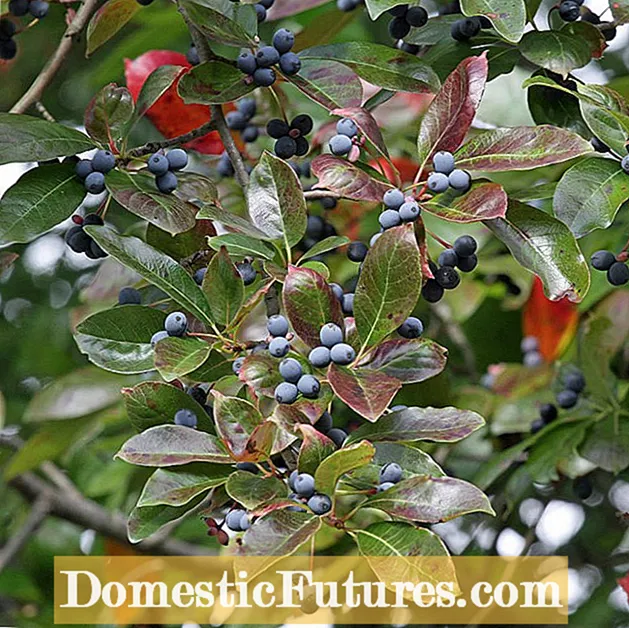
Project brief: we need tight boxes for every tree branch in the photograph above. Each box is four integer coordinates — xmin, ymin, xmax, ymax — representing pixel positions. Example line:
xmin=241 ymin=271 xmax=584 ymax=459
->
xmin=10 ymin=0 xmax=101 ymax=114
xmin=126 ymin=119 xmax=218 ymax=158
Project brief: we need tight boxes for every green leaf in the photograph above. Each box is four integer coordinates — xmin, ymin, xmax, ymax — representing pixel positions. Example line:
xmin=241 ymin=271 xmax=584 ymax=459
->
xmin=84 ymin=84 xmax=134 ymax=144
xmin=196 ymin=203 xmax=271 ymax=240
xmin=105 ymin=170 xmax=198 ymax=235
xmin=116 ymin=425 xmax=231 ymax=466
xmin=284 ymin=60 xmax=363 ymax=111
xmin=282 ymin=265 xmax=345 ymax=348
xmin=421 ymin=182 xmax=507 ymax=222
xmin=226 ymin=472 xmax=288 ymax=509
xmin=134 ymin=65 xmax=184 ymax=122
xmin=365 ymin=475 xmax=494 ymax=523
xmin=355 ymin=224 xmax=421 ymax=349
xmin=86 ymin=0 xmax=141 ymax=56
xmin=209 ymin=234 xmax=277 ymax=261
xmin=0 ymin=163 xmax=85 ymax=246
xmin=455 ymin=125 xmax=593 ymax=172
xmin=299 ymin=42 xmax=439 ymax=94
xmin=314 ymin=440 xmax=375 ymax=497
xmin=179 ymin=0 xmax=257 ymax=46
xmin=0 ymin=114 xmax=94 ymax=166
xmin=346 ymin=406 xmax=485 ymax=445
xmin=247 ymin=151 xmax=307 ymax=250
xmin=310 ymin=155 xmax=391 ymax=202
xmin=364 ymin=0 xmax=413 ymax=19
xmin=201 ymin=247 xmax=244 ymax=326
xmin=147 ymin=219 xmax=216 ymax=261
xmin=580 ymin=417 xmax=629 ymax=474
xmin=212 ymin=391 xmax=263 ymax=459
xmin=178 ymin=60 xmax=256 ymax=105
xmin=84 ymin=226 xmax=215 ymax=327
xmin=154 ymin=337 xmax=212 ymax=381
xmin=122 ymin=381 xmax=214 ymax=432
xmin=519 ymin=22 xmax=604 ymax=77
xmin=75 ymin=305 xmax=165 ymax=374
xmin=297 ymin=425 xmax=337 ymax=476
xmin=416 ymin=54 xmax=488 ymax=173
xmin=461 ymin=0 xmax=526 ymax=43
xmin=327 ymin=364 xmax=402 ymax=422
xmin=300 ymin=235 xmax=350 ymax=262
xmin=484 ymin=200 xmax=591 ymax=302
xmin=611 ymin=0 xmax=629 ymax=24
xmin=356 ymin=337 xmax=448 ymax=384
xmin=553 ymin=157 xmax=629 ymax=239
xmin=239 ymin=353 xmax=283 ymax=398
xmin=138 ymin=463 xmax=232 ymax=506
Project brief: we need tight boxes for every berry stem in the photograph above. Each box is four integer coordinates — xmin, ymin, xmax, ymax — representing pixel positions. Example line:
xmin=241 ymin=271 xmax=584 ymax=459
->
xmin=268 ymin=83 xmax=289 ymax=124
xmin=425 ymin=227 xmax=451 ymax=249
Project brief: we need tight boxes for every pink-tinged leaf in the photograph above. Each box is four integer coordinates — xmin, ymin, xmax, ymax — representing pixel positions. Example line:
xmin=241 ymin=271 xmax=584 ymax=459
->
xmin=242 ymin=421 xmax=278 ymax=462
xmin=346 ymin=406 xmax=485 ymax=445
xmin=365 ymin=475 xmax=494 ymax=523
xmin=84 ymin=83 xmax=134 ymax=144
xmin=252 ymin=498 xmax=303 ymax=517
xmin=328 ymin=364 xmax=402 ymax=422
xmin=297 ymin=424 xmax=337 ymax=475
xmin=357 ymin=337 xmax=448 ymax=384
xmin=282 ymin=265 xmax=344 ymax=348
xmin=239 ymin=353 xmax=283 ymax=398
xmin=267 ymin=0 xmax=329 ymax=19
xmin=211 ymin=391 xmax=263 ymax=460
xmin=0 ymin=252 xmax=18 ymax=274
xmin=284 ymin=60 xmax=363 ymax=111
xmin=332 ymin=106 xmax=389 ymax=158
xmin=314 ymin=440 xmax=376 ymax=497
xmin=115 ymin=425 xmax=231 ymax=466
xmin=311 ymin=155 xmax=391 ymax=201
xmin=455 ymin=125 xmax=593 ymax=172
xmin=421 ymin=182 xmax=508 ymax=222
xmin=416 ymin=54 xmax=488 ymax=172
xmin=86 ymin=0 xmax=140 ymax=56
xmin=273 ymin=385 xmax=334 ymax=428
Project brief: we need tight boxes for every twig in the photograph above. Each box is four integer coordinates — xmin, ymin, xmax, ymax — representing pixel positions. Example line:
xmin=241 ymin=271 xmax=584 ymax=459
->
xmin=10 ymin=0 xmax=101 ymax=114
xmin=35 ymin=101 xmax=56 ymax=122
xmin=0 ymin=494 xmax=52 ymax=574
xmin=126 ymin=119 xmax=218 ymax=158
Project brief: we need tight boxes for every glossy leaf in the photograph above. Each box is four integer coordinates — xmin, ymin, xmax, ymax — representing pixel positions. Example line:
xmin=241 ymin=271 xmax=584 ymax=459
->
xmin=146 ymin=219 xmax=216 ymax=261
xmin=580 ymin=417 xmax=629 ymax=474
xmin=328 ymin=364 xmax=401 ymax=422
xmin=239 ymin=353 xmax=283 ymax=398
xmin=84 ymin=227 xmax=214 ymax=327
xmin=105 ymin=170 xmax=199 ymax=235
xmin=247 ymin=151 xmax=307 ymax=250
xmin=196 ymin=203 xmax=271 ymax=240
xmin=416 ymin=54 xmax=488 ymax=172
xmin=134 ymin=65 xmax=185 ymax=121
xmin=267 ymin=0 xmax=328 ymax=19
xmin=178 ymin=61 xmax=255 ymax=105
xmin=300 ymin=43 xmax=439 ymax=94
xmin=355 ymin=224 xmax=421 ymax=349
xmin=116 ymin=425 xmax=230 ymax=466
xmin=226 ymin=472 xmax=288 ymax=509
xmin=314 ymin=440 xmax=375 ymax=497
xmin=310 ymin=155 xmax=391 ymax=202
xmin=75 ymin=305 xmax=165 ymax=374
xmin=346 ymin=406 xmax=485 ymax=445
xmin=455 ymin=125 xmax=593 ymax=172
xmin=212 ymin=391 xmax=263 ymax=459
xmin=201 ymin=247 xmax=244 ymax=326
xmin=461 ymin=0 xmax=526 ymax=43
xmin=154 ymin=337 xmax=212 ymax=381
xmin=365 ymin=475 xmax=494 ymax=523
xmin=283 ymin=265 xmax=344 ymax=348
xmin=421 ymin=182 xmax=507 ymax=222
xmin=84 ymin=84 xmax=134 ymax=144
xmin=484 ymin=200 xmax=590 ymax=302
xmin=297 ymin=424 xmax=337 ymax=475
xmin=365 ymin=0 xmax=415 ymax=19
xmin=208 ymin=234 xmax=277 ymax=261
xmin=357 ymin=337 xmax=448 ymax=384
xmin=553 ymin=157 xmax=629 ymax=238
xmin=86 ymin=0 xmax=141 ymax=56
xmin=0 ymin=163 xmax=85 ymax=246
xmin=300 ymin=235 xmax=350 ymax=261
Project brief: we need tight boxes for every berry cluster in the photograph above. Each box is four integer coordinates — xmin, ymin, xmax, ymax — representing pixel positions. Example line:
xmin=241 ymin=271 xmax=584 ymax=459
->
xmin=226 ymin=98 xmax=259 ymax=144
xmin=308 ymin=323 xmax=356 ymax=368
xmin=591 ymin=250 xmax=629 ymax=286
xmin=288 ymin=471 xmax=332 ymax=515
xmin=521 ymin=335 xmax=544 ymax=368
xmin=313 ymin=410 xmax=347 ymax=448
xmin=299 ymin=214 xmax=337 ymax=253
xmin=0 ymin=19 xmax=17 ymax=61
xmin=422 ymin=235 xmax=478 ymax=303
xmin=267 ymin=114 xmax=313 ymax=159
xmin=427 ymin=151 xmax=471 ymax=194
xmin=276 ymin=357 xmax=322 ymax=404
xmin=151 ymin=311 xmax=188 ymax=346
xmin=65 ymin=214 xmax=108 ymax=259
xmin=387 ymin=4 xmax=428 ymax=40
xmin=337 ymin=0 xmax=363 ymax=10
xmin=451 ymin=15 xmax=491 ymax=41
xmin=253 ymin=0 xmax=274 ymax=22
xmin=118 ymin=286 xmax=141 ymax=305
xmin=377 ymin=462 xmax=403 ymax=492
xmin=147 ymin=148 xmax=188 ymax=194
xmin=75 ymin=150 xmax=116 ymax=195
xmin=559 ymin=0 xmax=583 ymax=22
xmin=237 ymin=28 xmax=300 ymax=88
xmin=328 ymin=117 xmax=359 ymax=157
xmin=9 ymin=0 xmax=48 ymax=19
xmin=174 ymin=408 xmax=197 ymax=429
xmin=330 ymin=281 xmax=355 ymax=316
xmin=378 ymin=188 xmax=421 ymax=230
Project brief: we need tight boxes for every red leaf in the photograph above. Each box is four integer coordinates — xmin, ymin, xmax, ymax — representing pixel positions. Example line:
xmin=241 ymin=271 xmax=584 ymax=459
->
xmin=369 ymin=156 xmax=419 ymax=185
xmin=618 ymin=573 xmax=629 ymax=603
xmin=124 ymin=50 xmax=223 ymax=155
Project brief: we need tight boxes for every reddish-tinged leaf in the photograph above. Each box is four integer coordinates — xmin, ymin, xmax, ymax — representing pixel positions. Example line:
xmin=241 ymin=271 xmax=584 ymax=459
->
xmin=268 ymin=0 xmax=338 ymax=19
xmin=328 ymin=364 xmax=401 ymax=422
xmin=332 ymin=106 xmax=389 ymax=158
xmin=297 ymin=424 xmax=337 ymax=475
xmin=273 ymin=385 xmax=334 ymax=428
xmin=239 ymin=353 xmax=283 ymax=398
xmin=370 ymin=156 xmax=419 ymax=184
xmin=252 ymin=498 xmax=303 ymax=517
xmin=86 ymin=0 xmax=140 ymax=56
xmin=365 ymin=475 xmax=494 ymax=523
xmin=84 ymin=83 xmax=134 ymax=144
xmin=124 ymin=50 xmax=223 ymax=155
xmin=282 ymin=265 xmax=344 ymax=348
xmin=417 ymin=54 xmax=488 ymax=172
xmin=455 ymin=125 xmax=593 ymax=172
xmin=225 ymin=472 xmax=287 ymax=510
xmin=211 ymin=391 xmax=263 ymax=460
xmin=311 ymin=155 xmax=392 ymax=201
xmin=115 ymin=425 xmax=231 ymax=466
xmin=240 ymin=421 xmax=279 ymax=462
xmin=421 ymin=182 xmax=507 ymax=222
xmin=357 ymin=337 xmax=448 ymax=384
